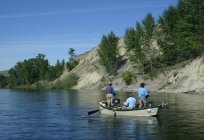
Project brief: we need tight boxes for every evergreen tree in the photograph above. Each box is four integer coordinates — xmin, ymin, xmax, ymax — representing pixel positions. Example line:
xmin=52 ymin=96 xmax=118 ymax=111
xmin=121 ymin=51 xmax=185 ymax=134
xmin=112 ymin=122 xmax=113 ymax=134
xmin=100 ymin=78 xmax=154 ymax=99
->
xmin=157 ymin=5 xmax=178 ymax=65
xmin=142 ymin=13 xmax=155 ymax=70
xmin=66 ymin=48 xmax=79 ymax=71
xmin=125 ymin=22 xmax=146 ymax=73
xmin=98 ymin=31 xmax=119 ymax=73
xmin=158 ymin=0 xmax=204 ymax=66
xmin=125 ymin=14 xmax=156 ymax=74
xmin=0 ymin=74 xmax=8 ymax=88
xmin=36 ymin=54 xmax=49 ymax=80
xmin=68 ymin=48 xmax=76 ymax=60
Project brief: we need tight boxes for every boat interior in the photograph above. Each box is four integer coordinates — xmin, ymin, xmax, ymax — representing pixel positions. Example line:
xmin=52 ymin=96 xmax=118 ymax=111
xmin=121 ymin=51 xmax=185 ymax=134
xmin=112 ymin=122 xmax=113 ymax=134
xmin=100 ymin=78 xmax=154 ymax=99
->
xmin=99 ymin=99 xmax=156 ymax=111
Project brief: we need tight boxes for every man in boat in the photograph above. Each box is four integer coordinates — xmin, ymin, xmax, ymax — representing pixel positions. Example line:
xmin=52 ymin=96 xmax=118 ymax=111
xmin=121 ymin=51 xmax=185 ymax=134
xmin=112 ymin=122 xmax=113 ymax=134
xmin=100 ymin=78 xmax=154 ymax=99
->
xmin=105 ymin=81 xmax=116 ymax=108
xmin=122 ymin=93 xmax=136 ymax=109
xmin=137 ymin=83 xmax=149 ymax=108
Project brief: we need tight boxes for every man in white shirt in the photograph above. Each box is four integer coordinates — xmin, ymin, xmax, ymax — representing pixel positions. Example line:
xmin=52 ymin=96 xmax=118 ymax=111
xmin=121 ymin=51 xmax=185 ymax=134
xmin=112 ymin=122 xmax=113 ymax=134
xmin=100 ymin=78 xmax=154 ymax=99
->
xmin=122 ymin=93 xmax=136 ymax=109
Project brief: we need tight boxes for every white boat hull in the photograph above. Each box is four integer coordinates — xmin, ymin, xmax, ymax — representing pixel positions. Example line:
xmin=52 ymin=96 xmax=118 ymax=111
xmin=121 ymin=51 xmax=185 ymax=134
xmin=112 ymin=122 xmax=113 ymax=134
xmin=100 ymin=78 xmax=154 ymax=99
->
xmin=99 ymin=102 xmax=159 ymax=117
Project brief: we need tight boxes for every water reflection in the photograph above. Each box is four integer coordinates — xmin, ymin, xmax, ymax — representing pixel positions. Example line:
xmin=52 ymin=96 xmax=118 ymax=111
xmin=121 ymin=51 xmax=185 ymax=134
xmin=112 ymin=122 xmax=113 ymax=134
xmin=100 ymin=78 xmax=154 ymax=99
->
xmin=87 ymin=115 xmax=160 ymax=140
xmin=0 ymin=89 xmax=204 ymax=140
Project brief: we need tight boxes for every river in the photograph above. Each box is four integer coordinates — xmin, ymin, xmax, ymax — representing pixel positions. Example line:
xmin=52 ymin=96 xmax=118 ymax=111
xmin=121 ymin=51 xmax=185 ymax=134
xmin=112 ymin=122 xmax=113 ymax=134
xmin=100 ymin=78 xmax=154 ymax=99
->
xmin=0 ymin=89 xmax=203 ymax=140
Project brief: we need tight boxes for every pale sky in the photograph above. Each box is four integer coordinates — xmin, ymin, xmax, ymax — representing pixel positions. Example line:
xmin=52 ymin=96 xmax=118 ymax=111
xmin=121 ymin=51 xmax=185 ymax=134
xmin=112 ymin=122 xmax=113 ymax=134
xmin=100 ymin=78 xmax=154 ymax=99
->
xmin=0 ymin=0 xmax=178 ymax=71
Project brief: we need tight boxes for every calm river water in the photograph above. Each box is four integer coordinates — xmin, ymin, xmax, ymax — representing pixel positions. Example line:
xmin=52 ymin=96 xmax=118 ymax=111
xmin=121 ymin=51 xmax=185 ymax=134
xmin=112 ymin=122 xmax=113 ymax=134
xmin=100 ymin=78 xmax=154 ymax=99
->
xmin=0 ymin=89 xmax=203 ymax=140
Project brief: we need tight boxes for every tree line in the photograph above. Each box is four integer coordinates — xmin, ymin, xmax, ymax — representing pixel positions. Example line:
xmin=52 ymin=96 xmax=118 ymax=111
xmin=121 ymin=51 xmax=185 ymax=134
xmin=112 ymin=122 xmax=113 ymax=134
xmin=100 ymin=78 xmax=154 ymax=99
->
xmin=0 ymin=48 xmax=79 ymax=88
xmin=98 ymin=0 xmax=204 ymax=83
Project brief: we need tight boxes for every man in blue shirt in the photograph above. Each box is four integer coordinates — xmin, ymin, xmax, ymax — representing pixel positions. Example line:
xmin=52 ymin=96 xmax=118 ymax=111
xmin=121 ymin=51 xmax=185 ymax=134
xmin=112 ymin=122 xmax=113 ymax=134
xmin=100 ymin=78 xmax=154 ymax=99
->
xmin=137 ymin=83 xmax=149 ymax=108
xmin=122 ymin=93 xmax=136 ymax=109
xmin=105 ymin=82 xmax=116 ymax=107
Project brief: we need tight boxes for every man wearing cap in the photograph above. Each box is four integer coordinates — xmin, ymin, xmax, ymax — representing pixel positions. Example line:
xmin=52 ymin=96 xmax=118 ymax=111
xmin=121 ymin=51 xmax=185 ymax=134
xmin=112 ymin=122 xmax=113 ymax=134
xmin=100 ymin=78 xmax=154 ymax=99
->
xmin=105 ymin=82 xmax=116 ymax=108
xmin=122 ymin=93 xmax=136 ymax=109
xmin=137 ymin=83 xmax=149 ymax=108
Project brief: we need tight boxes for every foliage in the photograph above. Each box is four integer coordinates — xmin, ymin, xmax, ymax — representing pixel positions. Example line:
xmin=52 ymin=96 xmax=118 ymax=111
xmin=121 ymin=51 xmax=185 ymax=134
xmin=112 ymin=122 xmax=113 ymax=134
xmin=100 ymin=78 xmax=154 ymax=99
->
xmin=55 ymin=59 xmax=65 ymax=78
xmin=66 ymin=59 xmax=79 ymax=71
xmin=122 ymin=71 xmax=133 ymax=85
xmin=62 ymin=73 xmax=79 ymax=89
xmin=51 ymin=73 xmax=79 ymax=89
xmin=142 ymin=13 xmax=155 ymax=70
xmin=8 ymin=54 xmax=49 ymax=87
xmin=7 ymin=54 xmax=65 ymax=88
xmin=30 ymin=81 xmax=51 ymax=89
xmin=0 ymin=74 xmax=8 ymax=88
xmin=158 ymin=0 xmax=204 ymax=65
xmin=147 ymin=69 xmax=157 ymax=81
xmin=125 ymin=0 xmax=204 ymax=77
xmin=125 ymin=22 xmax=145 ymax=67
xmin=124 ymin=13 xmax=155 ymax=74
xmin=68 ymin=48 xmax=76 ymax=58
xmin=45 ymin=59 xmax=65 ymax=81
xmin=97 ymin=31 xmax=119 ymax=74
xmin=52 ymin=80 xmax=63 ymax=89
xmin=66 ymin=48 xmax=79 ymax=71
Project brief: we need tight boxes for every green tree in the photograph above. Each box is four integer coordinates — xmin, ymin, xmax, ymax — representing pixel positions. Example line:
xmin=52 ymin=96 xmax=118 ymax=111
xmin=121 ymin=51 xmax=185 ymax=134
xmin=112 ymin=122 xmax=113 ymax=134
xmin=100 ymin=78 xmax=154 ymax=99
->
xmin=157 ymin=5 xmax=178 ymax=65
xmin=68 ymin=48 xmax=76 ymax=59
xmin=97 ymin=31 xmax=119 ymax=73
xmin=142 ymin=13 xmax=155 ymax=70
xmin=124 ymin=27 xmax=136 ymax=51
xmin=125 ymin=17 xmax=156 ymax=74
xmin=36 ymin=54 xmax=49 ymax=80
xmin=8 ymin=54 xmax=50 ymax=87
xmin=175 ymin=0 xmax=203 ymax=59
xmin=46 ymin=66 xmax=58 ymax=81
xmin=55 ymin=59 xmax=65 ymax=78
xmin=158 ymin=0 xmax=204 ymax=65
xmin=8 ymin=68 xmax=18 ymax=87
xmin=66 ymin=48 xmax=79 ymax=71
xmin=0 ymin=74 xmax=8 ymax=88
xmin=125 ymin=22 xmax=147 ymax=72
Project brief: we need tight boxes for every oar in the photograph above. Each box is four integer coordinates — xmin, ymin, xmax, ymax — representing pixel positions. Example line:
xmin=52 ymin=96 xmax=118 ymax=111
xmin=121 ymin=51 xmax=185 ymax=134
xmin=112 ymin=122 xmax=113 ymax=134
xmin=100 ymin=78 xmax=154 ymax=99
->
xmin=88 ymin=109 xmax=100 ymax=115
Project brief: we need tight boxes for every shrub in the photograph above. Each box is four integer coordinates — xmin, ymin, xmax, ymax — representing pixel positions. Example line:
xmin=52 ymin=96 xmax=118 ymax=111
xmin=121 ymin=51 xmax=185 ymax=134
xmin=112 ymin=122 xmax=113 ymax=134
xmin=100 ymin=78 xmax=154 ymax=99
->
xmin=66 ymin=59 xmax=79 ymax=71
xmin=62 ymin=73 xmax=79 ymax=89
xmin=52 ymin=79 xmax=63 ymax=89
xmin=30 ymin=81 xmax=50 ymax=89
xmin=147 ymin=69 xmax=157 ymax=81
xmin=122 ymin=71 xmax=133 ymax=85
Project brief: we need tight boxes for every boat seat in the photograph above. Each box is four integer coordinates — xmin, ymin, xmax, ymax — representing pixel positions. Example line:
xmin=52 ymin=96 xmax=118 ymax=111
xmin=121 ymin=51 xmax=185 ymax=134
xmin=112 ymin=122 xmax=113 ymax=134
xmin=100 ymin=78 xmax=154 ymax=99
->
xmin=112 ymin=99 xmax=120 ymax=106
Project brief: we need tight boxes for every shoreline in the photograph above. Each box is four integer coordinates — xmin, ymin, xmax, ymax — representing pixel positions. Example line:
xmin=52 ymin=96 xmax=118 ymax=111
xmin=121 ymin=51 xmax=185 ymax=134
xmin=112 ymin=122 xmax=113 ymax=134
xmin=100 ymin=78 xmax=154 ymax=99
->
xmin=103 ymin=85 xmax=204 ymax=95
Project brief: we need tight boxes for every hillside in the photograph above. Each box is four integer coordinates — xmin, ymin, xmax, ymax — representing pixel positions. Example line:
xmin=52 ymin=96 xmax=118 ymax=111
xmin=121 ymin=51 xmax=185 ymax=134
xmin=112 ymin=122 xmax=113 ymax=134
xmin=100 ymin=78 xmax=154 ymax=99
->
xmin=158 ymin=55 xmax=204 ymax=93
xmin=59 ymin=38 xmax=204 ymax=94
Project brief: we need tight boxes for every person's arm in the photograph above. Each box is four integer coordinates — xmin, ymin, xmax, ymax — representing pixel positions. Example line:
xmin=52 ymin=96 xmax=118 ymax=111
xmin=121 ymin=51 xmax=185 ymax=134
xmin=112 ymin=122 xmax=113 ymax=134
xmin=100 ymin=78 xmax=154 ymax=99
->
xmin=111 ymin=87 xmax=116 ymax=95
xmin=123 ymin=98 xmax=129 ymax=106
xmin=145 ymin=89 xmax=148 ymax=96
xmin=145 ymin=88 xmax=149 ymax=98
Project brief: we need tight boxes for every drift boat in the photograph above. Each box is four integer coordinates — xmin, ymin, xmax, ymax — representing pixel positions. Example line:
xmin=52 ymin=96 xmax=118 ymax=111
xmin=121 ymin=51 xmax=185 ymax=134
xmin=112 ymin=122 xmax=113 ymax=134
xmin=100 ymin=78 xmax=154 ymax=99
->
xmin=98 ymin=100 xmax=160 ymax=117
